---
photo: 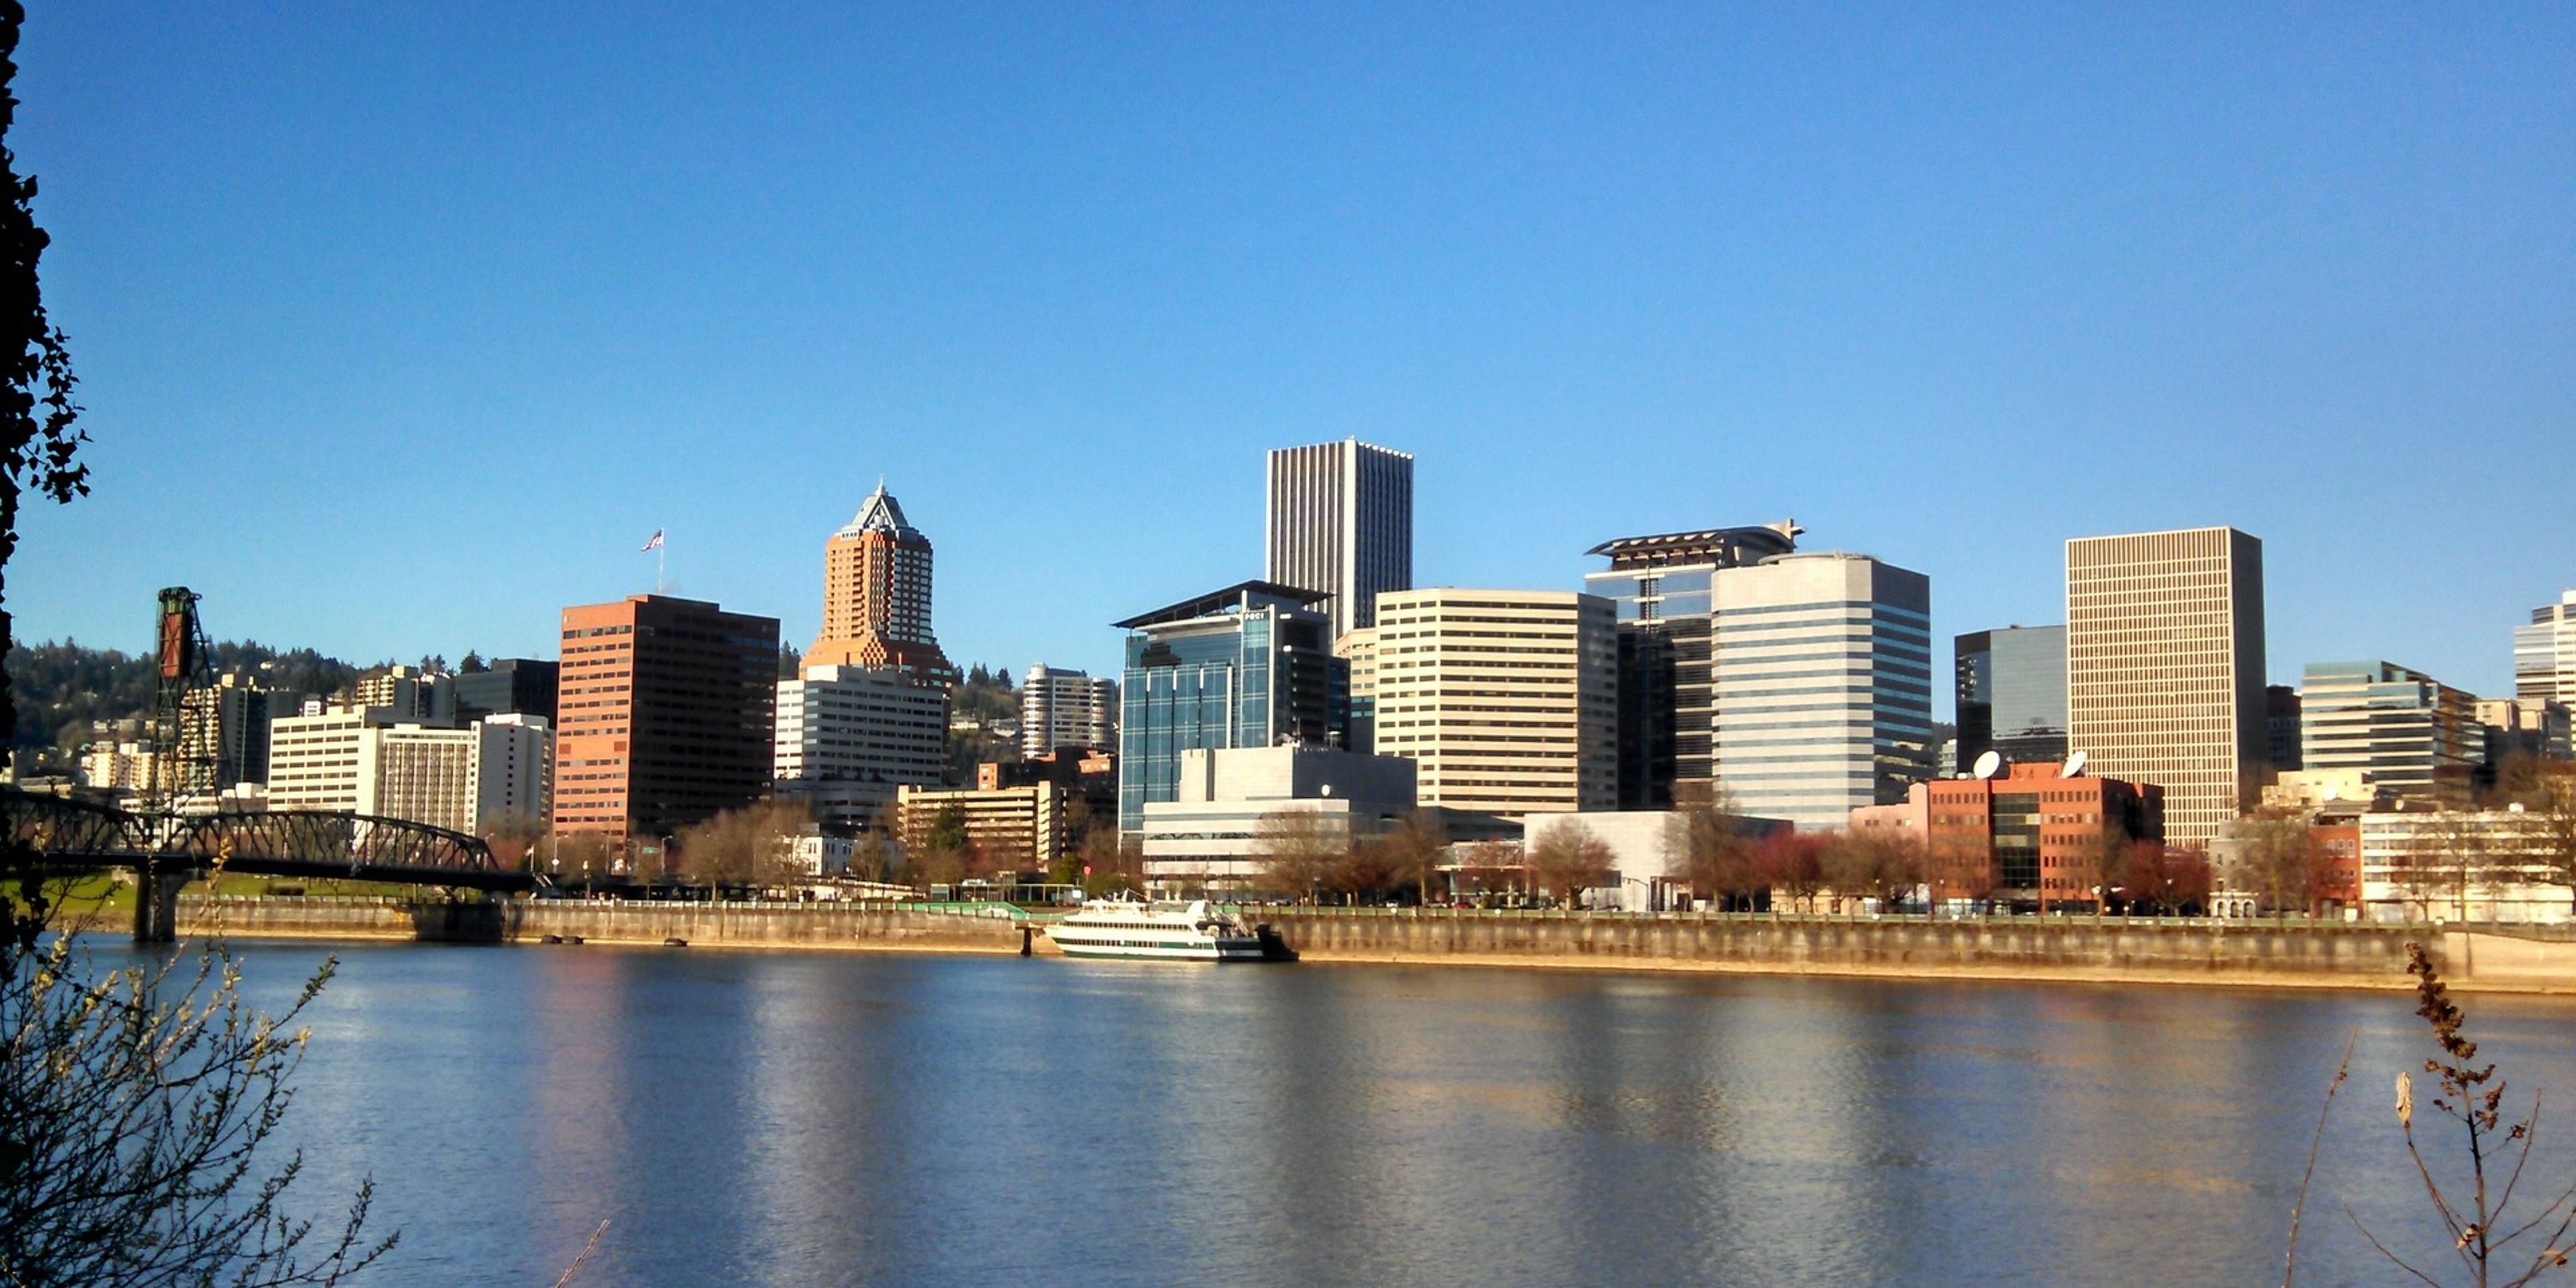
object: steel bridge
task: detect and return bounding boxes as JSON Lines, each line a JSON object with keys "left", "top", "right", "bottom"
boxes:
{"left": 1, "top": 788, "right": 534, "bottom": 940}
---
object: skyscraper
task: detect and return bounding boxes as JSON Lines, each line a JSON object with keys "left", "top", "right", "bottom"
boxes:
{"left": 2517, "top": 590, "right": 2576, "bottom": 704}
{"left": 808, "top": 482, "right": 957, "bottom": 689}
{"left": 1370, "top": 589, "right": 1616, "bottom": 820}
{"left": 1955, "top": 625, "right": 2069, "bottom": 769}
{"left": 1019, "top": 665, "right": 1117, "bottom": 757}
{"left": 1265, "top": 439, "right": 1412, "bottom": 643}
{"left": 551, "top": 595, "right": 780, "bottom": 846}
{"left": 1582, "top": 523, "right": 1803, "bottom": 808}
{"left": 2065, "top": 527, "right": 2267, "bottom": 845}
{"left": 1707, "top": 553, "right": 1934, "bottom": 832}
{"left": 1582, "top": 523, "right": 1931, "bottom": 826}
{"left": 2300, "top": 660, "right": 2479, "bottom": 806}
{"left": 1115, "top": 581, "right": 1344, "bottom": 833}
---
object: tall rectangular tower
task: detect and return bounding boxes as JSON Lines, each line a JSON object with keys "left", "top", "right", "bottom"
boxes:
{"left": 552, "top": 595, "right": 780, "bottom": 846}
{"left": 2065, "top": 527, "right": 2267, "bottom": 845}
{"left": 1265, "top": 438, "right": 1412, "bottom": 643}
{"left": 1709, "top": 553, "right": 1934, "bottom": 832}
{"left": 1370, "top": 589, "right": 1616, "bottom": 820}
{"left": 2517, "top": 590, "right": 2576, "bottom": 704}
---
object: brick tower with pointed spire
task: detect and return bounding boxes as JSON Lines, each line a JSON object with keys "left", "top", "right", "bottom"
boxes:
{"left": 807, "top": 482, "right": 957, "bottom": 689}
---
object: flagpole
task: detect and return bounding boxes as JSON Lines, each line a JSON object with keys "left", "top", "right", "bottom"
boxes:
{"left": 657, "top": 534, "right": 666, "bottom": 594}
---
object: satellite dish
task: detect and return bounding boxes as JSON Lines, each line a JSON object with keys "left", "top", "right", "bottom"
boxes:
{"left": 2061, "top": 750, "right": 2089, "bottom": 778}
{"left": 1972, "top": 750, "right": 2003, "bottom": 779}
{"left": 2320, "top": 783, "right": 2340, "bottom": 802}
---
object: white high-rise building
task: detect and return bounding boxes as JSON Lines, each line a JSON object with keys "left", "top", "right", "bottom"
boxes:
{"left": 1019, "top": 664, "right": 1115, "bottom": 757}
{"left": 2517, "top": 590, "right": 2576, "bottom": 705}
{"left": 773, "top": 664, "right": 949, "bottom": 830}
{"left": 1708, "top": 553, "right": 1935, "bottom": 832}
{"left": 1266, "top": 438, "right": 1413, "bottom": 643}
{"left": 2067, "top": 527, "right": 2268, "bottom": 845}
{"left": 1370, "top": 589, "right": 1616, "bottom": 820}
{"left": 264, "top": 706, "right": 550, "bottom": 834}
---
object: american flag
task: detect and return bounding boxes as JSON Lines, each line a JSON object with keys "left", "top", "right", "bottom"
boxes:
{"left": 640, "top": 529, "right": 664, "bottom": 552}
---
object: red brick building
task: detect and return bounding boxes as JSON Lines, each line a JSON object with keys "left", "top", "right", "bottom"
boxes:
{"left": 1922, "top": 763, "right": 2164, "bottom": 910}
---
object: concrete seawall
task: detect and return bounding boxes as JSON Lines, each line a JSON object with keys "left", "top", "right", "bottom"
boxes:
{"left": 177, "top": 896, "right": 1040, "bottom": 956}
{"left": 1262, "top": 910, "right": 2576, "bottom": 992}
{"left": 168, "top": 898, "right": 2576, "bottom": 992}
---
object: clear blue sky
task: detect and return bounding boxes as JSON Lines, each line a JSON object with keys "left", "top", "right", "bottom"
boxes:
{"left": 11, "top": 3, "right": 2572, "bottom": 717}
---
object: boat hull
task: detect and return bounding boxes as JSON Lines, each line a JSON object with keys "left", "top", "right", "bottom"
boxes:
{"left": 1045, "top": 932, "right": 1268, "bottom": 962}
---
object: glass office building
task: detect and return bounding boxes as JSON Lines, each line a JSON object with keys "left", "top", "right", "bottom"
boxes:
{"left": 1955, "top": 625, "right": 2068, "bottom": 769}
{"left": 1584, "top": 524, "right": 1935, "bottom": 828}
{"left": 1115, "top": 581, "right": 1344, "bottom": 833}
{"left": 1583, "top": 524, "right": 1802, "bottom": 809}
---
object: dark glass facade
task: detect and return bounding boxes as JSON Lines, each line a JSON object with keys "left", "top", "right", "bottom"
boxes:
{"left": 455, "top": 659, "right": 560, "bottom": 725}
{"left": 1117, "top": 586, "right": 1342, "bottom": 832}
{"left": 1955, "top": 625, "right": 2067, "bottom": 769}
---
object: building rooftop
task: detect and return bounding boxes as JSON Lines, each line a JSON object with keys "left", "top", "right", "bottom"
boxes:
{"left": 1585, "top": 520, "right": 1802, "bottom": 569}
{"left": 1113, "top": 580, "right": 1331, "bottom": 630}
{"left": 833, "top": 482, "right": 924, "bottom": 543}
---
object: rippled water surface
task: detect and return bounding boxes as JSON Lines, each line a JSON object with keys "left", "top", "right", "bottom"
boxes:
{"left": 188, "top": 942, "right": 2576, "bottom": 1286}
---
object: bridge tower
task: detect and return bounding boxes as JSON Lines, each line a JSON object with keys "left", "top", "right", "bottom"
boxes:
{"left": 134, "top": 587, "right": 213, "bottom": 942}
{"left": 142, "top": 586, "right": 214, "bottom": 814}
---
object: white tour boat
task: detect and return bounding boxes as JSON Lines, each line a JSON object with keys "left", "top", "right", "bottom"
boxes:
{"left": 1043, "top": 898, "right": 1278, "bottom": 962}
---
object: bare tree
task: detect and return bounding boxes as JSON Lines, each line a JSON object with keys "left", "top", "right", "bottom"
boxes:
{"left": 2127, "top": 842, "right": 2210, "bottom": 916}
{"left": 2426, "top": 812, "right": 2499, "bottom": 924}
{"left": 481, "top": 809, "right": 547, "bottom": 872}
{"left": 674, "top": 798, "right": 815, "bottom": 890}
{"left": 1327, "top": 839, "right": 1402, "bottom": 904}
{"left": 1683, "top": 785, "right": 1764, "bottom": 911}
{"left": 2240, "top": 812, "right": 2320, "bottom": 920}
{"left": 1758, "top": 832, "right": 1828, "bottom": 915}
{"left": 2507, "top": 766, "right": 2576, "bottom": 917}
{"left": 1376, "top": 811, "right": 1445, "bottom": 905}
{"left": 1255, "top": 810, "right": 1344, "bottom": 904}
{"left": 1526, "top": 820, "right": 1613, "bottom": 908}
{"left": 0, "top": 918, "right": 394, "bottom": 1284}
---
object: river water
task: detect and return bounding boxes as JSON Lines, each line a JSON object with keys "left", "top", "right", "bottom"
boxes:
{"left": 185, "top": 942, "right": 2576, "bottom": 1286}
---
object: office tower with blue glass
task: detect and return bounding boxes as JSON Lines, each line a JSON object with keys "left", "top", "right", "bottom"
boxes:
{"left": 1115, "top": 581, "right": 1346, "bottom": 834}
{"left": 1266, "top": 439, "right": 1412, "bottom": 645}
{"left": 1955, "top": 625, "right": 2069, "bottom": 769}
{"left": 1585, "top": 522, "right": 1934, "bottom": 828}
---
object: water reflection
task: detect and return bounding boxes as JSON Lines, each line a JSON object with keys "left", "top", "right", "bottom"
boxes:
{"left": 205, "top": 946, "right": 2576, "bottom": 1287}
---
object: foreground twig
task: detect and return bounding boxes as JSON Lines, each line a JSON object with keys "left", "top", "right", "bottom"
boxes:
{"left": 2283, "top": 1032, "right": 2357, "bottom": 1287}
{"left": 551, "top": 1218, "right": 611, "bottom": 1287}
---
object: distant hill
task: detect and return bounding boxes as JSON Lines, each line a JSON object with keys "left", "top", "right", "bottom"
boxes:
{"left": 3, "top": 639, "right": 374, "bottom": 765}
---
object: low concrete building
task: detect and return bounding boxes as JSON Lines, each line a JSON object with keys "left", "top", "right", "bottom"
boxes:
{"left": 1522, "top": 810, "right": 1793, "bottom": 911}
{"left": 1139, "top": 745, "right": 1416, "bottom": 894}
{"left": 2360, "top": 808, "right": 2576, "bottom": 924}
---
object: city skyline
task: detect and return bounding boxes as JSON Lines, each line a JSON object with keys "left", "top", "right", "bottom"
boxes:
{"left": 7, "top": 6, "right": 2569, "bottom": 713}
